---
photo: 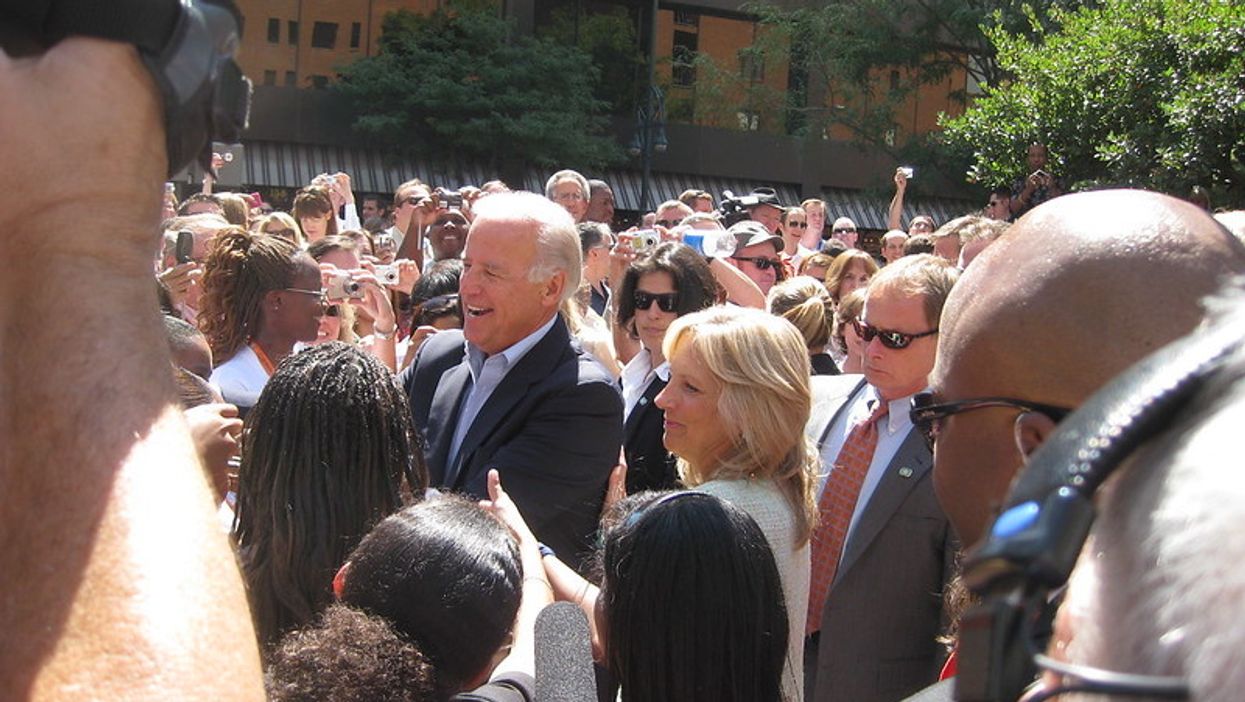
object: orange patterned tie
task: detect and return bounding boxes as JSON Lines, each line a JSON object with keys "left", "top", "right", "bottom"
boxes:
{"left": 806, "top": 399, "right": 889, "bottom": 635}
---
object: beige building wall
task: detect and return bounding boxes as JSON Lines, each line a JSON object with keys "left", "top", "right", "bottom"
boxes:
{"left": 236, "top": 0, "right": 439, "bottom": 89}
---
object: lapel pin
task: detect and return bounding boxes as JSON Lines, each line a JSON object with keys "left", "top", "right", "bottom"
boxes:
{"left": 639, "top": 397, "right": 648, "bottom": 406}
{"left": 898, "top": 466, "right": 914, "bottom": 479}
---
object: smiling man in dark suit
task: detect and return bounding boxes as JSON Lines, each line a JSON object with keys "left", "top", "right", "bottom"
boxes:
{"left": 402, "top": 191, "right": 623, "bottom": 569}
{"left": 803, "top": 254, "right": 959, "bottom": 702}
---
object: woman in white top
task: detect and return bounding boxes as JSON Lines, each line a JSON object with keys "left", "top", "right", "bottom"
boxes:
{"left": 655, "top": 305, "right": 819, "bottom": 702}
{"left": 199, "top": 228, "right": 325, "bottom": 410}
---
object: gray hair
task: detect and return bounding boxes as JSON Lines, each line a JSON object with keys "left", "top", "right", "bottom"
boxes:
{"left": 472, "top": 192, "right": 582, "bottom": 303}
{"left": 1061, "top": 282, "right": 1245, "bottom": 702}
{"left": 544, "top": 169, "right": 590, "bottom": 201}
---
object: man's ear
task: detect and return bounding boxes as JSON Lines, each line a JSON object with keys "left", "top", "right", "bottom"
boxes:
{"left": 543, "top": 270, "right": 567, "bottom": 307}
{"left": 1014, "top": 411, "right": 1059, "bottom": 459}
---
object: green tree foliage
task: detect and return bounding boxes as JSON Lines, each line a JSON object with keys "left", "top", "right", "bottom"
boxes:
{"left": 942, "top": 0, "right": 1245, "bottom": 202}
{"left": 694, "top": 0, "right": 1081, "bottom": 148}
{"left": 335, "top": 1, "right": 622, "bottom": 170}
{"left": 538, "top": 5, "right": 646, "bottom": 115}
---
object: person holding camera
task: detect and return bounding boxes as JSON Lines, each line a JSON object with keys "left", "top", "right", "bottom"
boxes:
{"left": 1010, "top": 142, "right": 1064, "bottom": 217}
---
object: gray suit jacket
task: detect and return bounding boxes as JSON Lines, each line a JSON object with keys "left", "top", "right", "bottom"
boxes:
{"left": 806, "top": 375, "right": 956, "bottom": 702}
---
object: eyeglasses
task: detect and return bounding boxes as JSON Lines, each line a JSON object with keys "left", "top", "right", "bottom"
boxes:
{"left": 786, "top": 221, "right": 809, "bottom": 229}
{"left": 833, "top": 227, "right": 857, "bottom": 234}
{"left": 731, "top": 256, "right": 782, "bottom": 272}
{"left": 283, "top": 287, "right": 328, "bottom": 304}
{"left": 851, "top": 318, "right": 937, "bottom": 350}
{"left": 553, "top": 192, "right": 585, "bottom": 203}
{"left": 325, "top": 304, "right": 340, "bottom": 317}
{"left": 264, "top": 227, "right": 297, "bottom": 240}
{"left": 655, "top": 219, "right": 681, "bottom": 229}
{"left": 909, "top": 392, "right": 1072, "bottom": 449}
{"left": 634, "top": 290, "right": 678, "bottom": 313}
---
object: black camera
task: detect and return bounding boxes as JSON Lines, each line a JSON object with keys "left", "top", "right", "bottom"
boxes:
{"left": 1, "top": 0, "right": 251, "bottom": 177}
{"left": 717, "top": 188, "right": 781, "bottom": 228}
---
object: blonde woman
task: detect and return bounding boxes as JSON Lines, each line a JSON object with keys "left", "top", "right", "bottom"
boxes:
{"left": 254, "top": 211, "right": 304, "bottom": 247}
{"left": 655, "top": 305, "right": 818, "bottom": 702}
{"left": 768, "top": 276, "right": 840, "bottom": 376}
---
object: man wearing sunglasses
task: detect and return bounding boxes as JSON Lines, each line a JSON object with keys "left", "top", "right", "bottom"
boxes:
{"left": 727, "top": 220, "right": 785, "bottom": 294}
{"left": 903, "top": 190, "right": 1245, "bottom": 702}
{"left": 804, "top": 254, "right": 960, "bottom": 702}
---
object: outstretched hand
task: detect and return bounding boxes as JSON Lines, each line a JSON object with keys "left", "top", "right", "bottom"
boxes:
{"left": 481, "top": 469, "right": 538, "bottom": 547}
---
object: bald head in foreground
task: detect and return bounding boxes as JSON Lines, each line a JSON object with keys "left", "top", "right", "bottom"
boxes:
{"left": 928, "top": 189, "right": 1245, "bottom": 546}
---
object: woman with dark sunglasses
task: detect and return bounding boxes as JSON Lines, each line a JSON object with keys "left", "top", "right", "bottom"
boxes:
{"left": 614, "top": 242, "right": 720, "bottom": 493}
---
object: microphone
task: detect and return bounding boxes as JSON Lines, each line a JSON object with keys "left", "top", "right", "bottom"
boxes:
{"left": 534, "top": 601, "right": 597, "bottom": 702}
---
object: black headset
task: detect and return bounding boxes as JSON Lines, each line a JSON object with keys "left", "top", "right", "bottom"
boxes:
{"left": 954, "top": 306, "right": 1245, "bottom": 701}
{"left": 1, "top": 0, "right": 250, "bottom": 177}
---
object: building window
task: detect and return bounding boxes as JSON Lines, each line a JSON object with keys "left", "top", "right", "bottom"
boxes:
{"left": 284, "top": 70, "right": 297, "bottom": 87}
{"left": 736, "top": 111, "right": 760, "bottom": 131}
{"left": 263, "top": 70, "right": 276, "bottom": 86}
{"left": 309, "top": 75, "right": 329, "bottom": 89}
{"left": 674, "top": 10, "right": 698, "bottom": 27}
{"left": 266, "top": 18, "right": 280, "bottom": 43}
{"left": 739, "top": 50, "right": 764, "bottom": 83}
{"left": 889, "top": 69, "right": 901, "bottom": 92}
{"left": 311, "top": 22, "right": 338, "bottom": 49}
{"left": 288, "top": 20, "right": 299, "bottom": 45}
{"left": 672, "top": 31, "right": 697, "bottom": 87}
{"left": 350, "top": 22, "right": 362, "bottom": 49}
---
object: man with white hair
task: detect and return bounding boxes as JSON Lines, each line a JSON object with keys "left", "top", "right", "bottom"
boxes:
{"left": 402, "top": 192, "right": 623, "bottom": 569}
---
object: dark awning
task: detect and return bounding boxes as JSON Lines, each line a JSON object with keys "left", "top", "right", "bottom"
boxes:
{"left": 527, "top": 168, "right": 803, "bottom": 213}
{"left": 182, "top": 139, "right": 977, "bottom": 227}
{"left": 820, "top": 187, "right": 979, "bottom": 231}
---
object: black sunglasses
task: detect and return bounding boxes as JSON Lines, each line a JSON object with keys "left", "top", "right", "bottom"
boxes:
{"left": 833, "top": 226, "right": 857, "bottom": 233}
{"left": 786, "top": 221, "right": 809, "bottom": 229}
{"left": 851, "top": 318, "right": 938, "bottom": 350}
{"left": 634, "top": 290, "right": 678, "bottom": 313}
{"left": 731, "top": 256, "right": 782, "bottom": 272}
{"left": 655, "top": 218, "right": 681, "bottom": 229}
{"left": 909, "top": 392, "right": 1072, "bottom": 449}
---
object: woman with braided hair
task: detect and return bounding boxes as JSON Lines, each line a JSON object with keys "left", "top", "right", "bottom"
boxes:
{"left": 233, "top": 342, "right": 427, "bottom": 652}
{"left": 199, "top": 228, "right": 325, "bottom": 410}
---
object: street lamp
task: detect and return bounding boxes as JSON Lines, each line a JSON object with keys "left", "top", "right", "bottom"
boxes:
{"left": 628, "top": 85, "right": 668, "bottom": 214}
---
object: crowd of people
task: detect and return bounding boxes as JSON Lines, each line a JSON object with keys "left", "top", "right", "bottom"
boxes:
{"left": 9, "top": 35, "right": 1245, "bottom": 702}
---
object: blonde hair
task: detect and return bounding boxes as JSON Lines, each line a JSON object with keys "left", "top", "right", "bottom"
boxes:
{"left": 866, "top": 253, "right": 960, "bottom": 328}
{"left": 662, "top": 306, "right": 818, "bottom": 544}
{"left": 768, "top": 276, "right": 834, "bottom": 351}
{"left": 254, "top": 212, "right": 304, "bottom": 246}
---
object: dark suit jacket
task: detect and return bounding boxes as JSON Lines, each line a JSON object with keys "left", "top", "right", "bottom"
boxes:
{"left": 805, "top": 375, "right": 956, "bottom": 702}
{"left": 401, "top": 317, "right": 624, "bottom": 568}
{"left": 622, "top": 376, "right": 679, "bottom": 494}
